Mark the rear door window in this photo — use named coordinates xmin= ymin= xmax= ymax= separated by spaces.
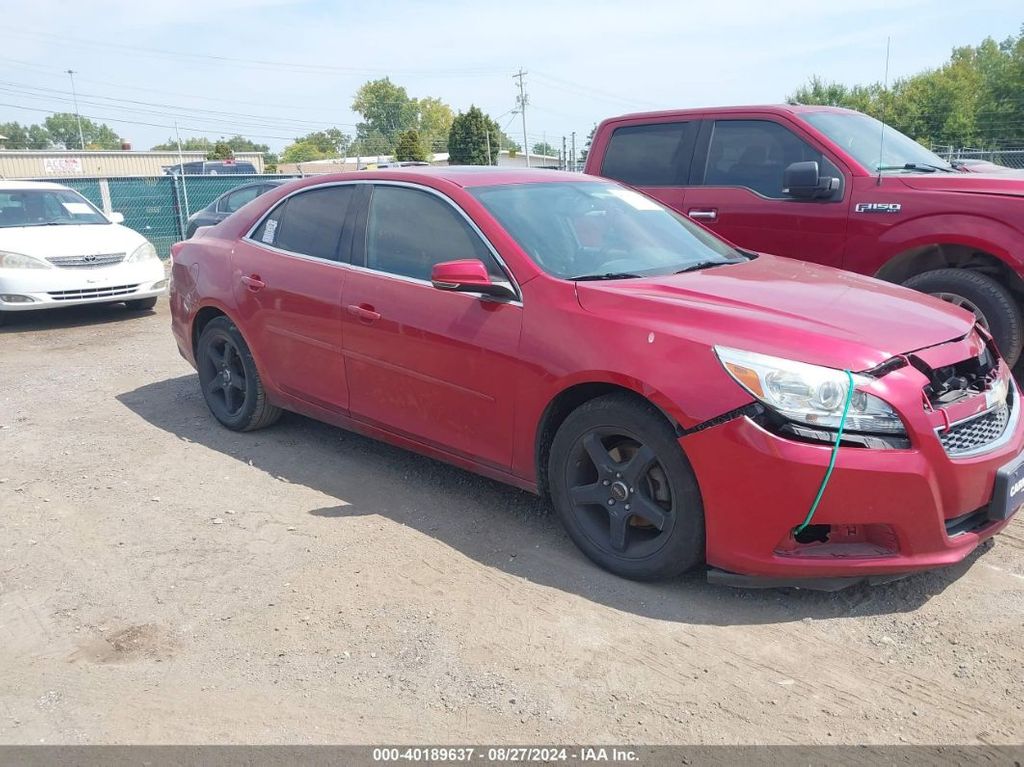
xmin=219 ymin=186 xmax=262 ymax=213
xmin=251 ymin=185 xmax=355 ymax=262
xmin=600 ymin=122 xmax=697 ymax=186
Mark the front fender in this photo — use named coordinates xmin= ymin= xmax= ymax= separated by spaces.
xmin=861 ymin=212 xmax=1024 ymax=277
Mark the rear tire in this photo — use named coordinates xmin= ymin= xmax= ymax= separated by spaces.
xmin=197 ymin=316 xmax=281 ymax=431
xmin=902 ymin=268 xmax=1023 ymax=365
xmin=548 ymin=393 xmax=705 ymax=581
xmin=125 ymin=297 xmax=158 ymax=311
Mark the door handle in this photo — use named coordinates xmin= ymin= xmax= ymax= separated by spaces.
xmin=688 ymin=209 xmax=718 ymax=222
xmin=241 ymin=274 xmax=266 ymax=292
xmin=346 ymin=303 xmax=382 ymax=323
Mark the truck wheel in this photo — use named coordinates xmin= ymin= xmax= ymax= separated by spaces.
xmin=903 ymin=269 xmax=1023 ymax=366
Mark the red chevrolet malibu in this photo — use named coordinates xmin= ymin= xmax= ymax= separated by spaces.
xmin=169 ymin=168 xmax=1023 ymax=588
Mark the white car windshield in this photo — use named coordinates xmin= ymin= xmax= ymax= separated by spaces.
xmin=470 ymin=181 xmax=746 ymax=280
xmin=802 ymin=111 xmax=954 ymax=173
xmin=0 ymin=189 xmax=110 ymax=228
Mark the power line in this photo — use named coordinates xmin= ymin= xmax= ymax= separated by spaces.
xmin=4 ymin=27 xmax=509 ymax=78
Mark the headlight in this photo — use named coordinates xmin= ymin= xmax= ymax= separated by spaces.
xmin=0 ymin=251 xmax=50 ymax=269
xmin=126 ymin=241 xmax=158 ymax=264
xmin=714 ymin=346 xmax=905 ymax=434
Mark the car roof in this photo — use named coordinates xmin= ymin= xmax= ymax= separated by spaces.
xmin=301 ymin=166 xmax=595 ymax=188
xmin=0 ymin=180 xmax=72 ymax=191
xmin=603 ymin=104 xmax=863 ymax=122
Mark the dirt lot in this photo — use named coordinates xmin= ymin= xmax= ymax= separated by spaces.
xmin=1 ymin=299 xmax=1023 ymax=746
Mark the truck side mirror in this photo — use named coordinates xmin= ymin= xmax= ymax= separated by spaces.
xmin=783 ymin=161 xmax=839 ymax=199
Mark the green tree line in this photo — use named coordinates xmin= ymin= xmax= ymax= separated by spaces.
xmin=789 ymin=25 xmax=1024 ymax=149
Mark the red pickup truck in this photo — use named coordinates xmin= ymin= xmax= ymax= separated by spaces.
xmin=584 ymin=105 xmax=1024 ymax=364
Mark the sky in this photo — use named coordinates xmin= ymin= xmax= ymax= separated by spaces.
xmin=1 ymin=0 xmax=1021 ymax=154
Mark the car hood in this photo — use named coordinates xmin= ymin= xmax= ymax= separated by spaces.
xmin=898 ymin=174 xmax=1024 ymax=198
xmin=575 ymin=255 xmax=975 ymax=371
xmin=0 ymin=223 xmax=147 ymax=258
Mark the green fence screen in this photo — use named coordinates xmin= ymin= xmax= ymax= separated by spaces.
xmin=31 ymin=175 xmax=300 ymax=258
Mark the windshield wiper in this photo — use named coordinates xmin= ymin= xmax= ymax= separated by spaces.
xmin=674 ymin=260 xmax=732 ymax=274
xmin=569 ymin=272 xmax=645 ymax=281
xmin=876 ymin=163 xmax=951 ymax=173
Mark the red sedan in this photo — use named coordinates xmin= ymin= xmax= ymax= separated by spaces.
xmin=169 ymin=168 xmax=1023 ymax=587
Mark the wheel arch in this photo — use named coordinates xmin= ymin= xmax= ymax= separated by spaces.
xmin=874 ymin=242 xmax=1024 ymax=300
xmin=533 ymin=379 xmax=682 ymax=498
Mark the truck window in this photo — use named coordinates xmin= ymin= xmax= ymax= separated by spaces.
xmin=600 ymin=122 xmax=696 ymax=186
xmin=702 ymin=120 xmax=843 ymax=199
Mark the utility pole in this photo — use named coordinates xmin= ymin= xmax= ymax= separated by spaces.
xmin=513 ymin=69 xmax=529 ymax=168
xmin=485 ymin=129 xmax=492 ymax=165
xmin=571 ymin=131 xmax=576 ymax=172
xmin=65 ymin=69 xmax=86 ymax=151
xmin=562 ymin=136 xmax=567 ymax=171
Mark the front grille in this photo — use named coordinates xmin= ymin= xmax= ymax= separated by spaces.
xmin=939 ymin=404 xmax=1010 ymax=456
xmin=47 ymin=284 xmax=140 ymax=301
xmin=46 ymin=253 xmax=125 ymax=269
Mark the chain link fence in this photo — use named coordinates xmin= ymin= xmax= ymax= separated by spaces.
xmin=27 ymin=175 xmax=298 ymax=257
xmin=934 ymin=147 xmax=1024 ymax=169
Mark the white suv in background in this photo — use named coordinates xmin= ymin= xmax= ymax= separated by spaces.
xmin=0 ymin=181 xmax=166 ymax=325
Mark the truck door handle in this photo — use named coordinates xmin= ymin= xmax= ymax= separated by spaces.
xmin=241 ymin=274 xmax=266 ymax=292
xmin=346 ymin=303 xmax=381 ymax=323
xmin=688 ymin=209 xmax=718 ymax=222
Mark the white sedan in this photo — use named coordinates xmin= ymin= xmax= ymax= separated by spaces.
xmin=0 ymin=181 xmax=166 ymax=324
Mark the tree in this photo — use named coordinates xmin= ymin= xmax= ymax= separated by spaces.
xmin=448 ymin=106 xmax=501 ymax=165
xmin=352 ymin=78 xmax=419 ymax=153
xmin=532 ymin=141 xmax=556 ymax=157
xmin=787 ymin=26 xmax=1024 ymax=150
xmin=394 ymin=129 xmax=428 ymax=162
xmin=578 ymin=124 xmax=597 ymax=164
xmin=207 ymin=141 xmax=234 ymax=160
xmin=43 ymin=113 xmax=120 ymax=150
xmin=280 ymin=128 xmax=351 ymax=163
xmin=417 ymin=96 xmax=454 ymax=156
xmin=0 ymin=121 xmax=51 ymax=149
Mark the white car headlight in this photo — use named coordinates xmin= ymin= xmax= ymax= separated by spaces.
xmin=126 ymin=241 xmax=158 ymax=264
xmin=714 ymin=346 xmax=906 ymax=434
xmin=0 ymin=250 xmax=51 ymax=269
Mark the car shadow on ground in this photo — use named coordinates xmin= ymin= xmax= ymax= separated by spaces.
xmin=117 ymin=374 xmax=996 ymax=626
xmin=0 ymin=303 xmax=156 ymax=333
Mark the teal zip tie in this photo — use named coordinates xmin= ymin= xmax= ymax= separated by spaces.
xmin=793 ymin=369 xmax=855 ymax=535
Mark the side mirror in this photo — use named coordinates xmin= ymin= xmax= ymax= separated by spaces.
xmin=108 ymin=212 xmax=125 ymax=224
xmin=431 ymin=259 xmax=516 ymax=299
xmin=783 ymin=161 xmax=839 ymax=199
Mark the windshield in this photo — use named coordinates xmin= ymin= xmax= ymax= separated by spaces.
xmin=803 ymin=111 xmax=953 ymax=173
xmin=0 ymin=188 xmax=109 ymax=228
xmin=470 ymin=181 xmax=746 ymax=279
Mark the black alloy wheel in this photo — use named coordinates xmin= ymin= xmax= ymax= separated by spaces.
xmin=197 ymin=317 xmax=281 ymax=431
xmin=549 ymin=393 xmax=704 ymax=580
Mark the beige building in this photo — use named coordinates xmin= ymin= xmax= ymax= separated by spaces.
xmin=0 ymin=150 xmax=266 ymax=179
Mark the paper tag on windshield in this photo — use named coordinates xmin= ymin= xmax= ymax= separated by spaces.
xmin=62 ymin=202 xmax=94 ymax=215
xmin=261 ymin=219 xmax=278 ymax=244
xmin=607 ymin=188 xmax=660 ymax=211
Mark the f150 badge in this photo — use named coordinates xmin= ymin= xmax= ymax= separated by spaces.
xmin=855 ymin=202 xmax=902 ymax=214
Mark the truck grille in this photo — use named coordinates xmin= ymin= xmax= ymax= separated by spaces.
xmin=47 ymin=284 xmax=140 ymax=301
xmin=939 ymin=404 xmax=1011 ymax=456
xmin=46 ymin=253 xmax=125 ymax=269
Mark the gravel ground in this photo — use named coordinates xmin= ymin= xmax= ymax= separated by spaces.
xmin=1 ymin=299 xmax=1023 ymax=745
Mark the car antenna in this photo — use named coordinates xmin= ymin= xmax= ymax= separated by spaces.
xmin=876 ymin=37 xmax=891 ymax=187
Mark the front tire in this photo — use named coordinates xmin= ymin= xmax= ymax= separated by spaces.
xmin=548 ymin=393 xmax=705 ymax=581
xmin=902 ymin=268 xmax=1023 ymax=365
xmin=197 ymin=316 xmax=281 ymax=431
